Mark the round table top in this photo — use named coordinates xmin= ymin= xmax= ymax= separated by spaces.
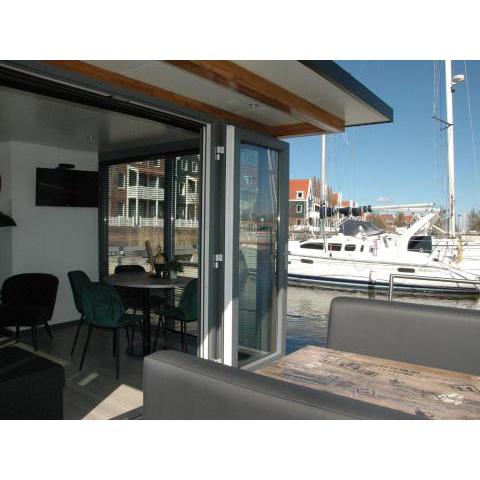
xmin=104 ymin=272 xmax=191 ymax=289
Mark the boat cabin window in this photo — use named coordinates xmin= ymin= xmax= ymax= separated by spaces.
xmin=328 ymin=243 xmax=342 ymax=251
xmin=344 ymin=244 xmax=356 ymax=252
xmin=408 ymin=236 xmax=432 ymax=253
xmin=360 ymin=245 xmax=364 ymax=252
xmin=300 ymin=242 xmax=324 ymax=250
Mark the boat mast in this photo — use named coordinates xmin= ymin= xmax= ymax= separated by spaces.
xmin=320 ymin=134 xmax=327 ymax=235
xmin=445 ymin=60 xmax=456 ymax=237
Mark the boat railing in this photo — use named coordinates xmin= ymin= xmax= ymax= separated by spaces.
xmin=388 ymin=274 xmax=480 ymax=301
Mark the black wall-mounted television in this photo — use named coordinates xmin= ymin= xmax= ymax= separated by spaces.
xmin=36 ymin=168 xmax=99 ymax=207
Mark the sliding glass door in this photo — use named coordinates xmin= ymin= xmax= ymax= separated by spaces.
xmin=224 ymin=126 xmax=289 ymax=368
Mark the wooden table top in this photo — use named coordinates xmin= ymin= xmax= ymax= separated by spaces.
xmin=104 ymin=272 xmax=190 ymax=289
xmin=256 ymin=345 xmax=480 ymax=420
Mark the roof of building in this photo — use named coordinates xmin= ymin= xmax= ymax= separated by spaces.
xmin=17 ymin=60 xmax=394 ymax=138
xmin=289 ymin=179 xmax=309 ymax=200
xmin=330 ymin=192 xmax=340 ymax=206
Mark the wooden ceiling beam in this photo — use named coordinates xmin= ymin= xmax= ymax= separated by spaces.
xmin=266 ymin=123 xmax=325 ymax=138
xmin=165 ymin=60 xmax=345 ymax=132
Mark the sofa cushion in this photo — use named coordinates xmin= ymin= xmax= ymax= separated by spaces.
xmin=328 ymin=296 xmax=480 ymax=375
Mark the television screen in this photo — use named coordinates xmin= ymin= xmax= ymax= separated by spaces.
xmin=36 ymin=168 xmax=99 ymax=207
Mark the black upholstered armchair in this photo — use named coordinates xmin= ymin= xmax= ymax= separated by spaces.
xmin=0 ymin=273 xmax=59 ymax=350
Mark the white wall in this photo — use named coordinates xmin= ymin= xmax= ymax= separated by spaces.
xmin=8 ymin=141 xmax=99 ymax=324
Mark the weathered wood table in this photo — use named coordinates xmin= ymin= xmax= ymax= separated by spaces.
xmin=256 ymin=345 xmax=480 ymax=419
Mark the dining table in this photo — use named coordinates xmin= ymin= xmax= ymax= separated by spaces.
xmin=104 ymin=272 xmax=190 ymax=356
xmin=256 ymin=345 xmax=480 ymax=419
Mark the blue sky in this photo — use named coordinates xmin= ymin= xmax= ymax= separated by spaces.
xmin=287 ymin=61 xmax=480 ymax=215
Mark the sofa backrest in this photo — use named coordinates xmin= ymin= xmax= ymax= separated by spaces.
xmin=328 ymin=297 xmax=480 ymax=375
xmin=143 ymin=350 xmax=415 ymax=420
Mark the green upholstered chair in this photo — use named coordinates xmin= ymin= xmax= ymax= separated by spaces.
xmin=153 ymin=278 xmax=198 ymax=353
xmin=67 ymin=270 xmax=92 ymax=357
xmin=78 ymin=282 xmax=142 ymax=379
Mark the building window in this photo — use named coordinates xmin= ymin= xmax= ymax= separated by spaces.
xmin=117 ymin=172 xmax=125 ymax=188
xmin=296 ymin=204 xmax=303 ymax=214
xmin=147 ymin=175 xmax=157 ymax=188
xmin=128 ymin=170 xmax=137 ymax=187
xmin=176 ymin=206 xmax=186 ymax=219
xmin=187 ymin=179 xmax=196 ymax=193
xmin=146 ymin=200 xmax=156 ymax=218
xmin=128 ymin=198 xmax=136 ymax=218
xmin=182 ymin=159 xmax=188 ymax=171
xmin=296 ymin=191 xmax=304 ymax=199
xmin=139 ymin=173 xmax=148 ymax=187
xmin=116 ymin=201 xmax=124 ymax=216
xmin=138 ymin=199 xmax=147 ymax=217
xmin=296 ymin=219 xmax=301 ymax=225
xmin=179 ymin=182 xmax=186 ymax=196
xmin=192 ymin=161 xmax=198 ymax=173
xmin=157 ymin=202 xmax=164 ymax=219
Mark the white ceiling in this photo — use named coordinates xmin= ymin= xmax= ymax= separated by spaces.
xmin=0 ymin=85 xmax=198 ymax=153
xmin=85 ymin=60 xmax=390 ymax=129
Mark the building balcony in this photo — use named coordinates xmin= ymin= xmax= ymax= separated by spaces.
xmin=108 ymin=216 xmax=198 ymax=228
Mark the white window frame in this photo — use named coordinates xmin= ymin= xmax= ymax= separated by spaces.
xmin=296 ymin=204 xmax=303 ymax=214
xmin=296 ymin=191 xmax=304 ymax=199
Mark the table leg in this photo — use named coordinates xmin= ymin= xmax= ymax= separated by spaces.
xmin=143 ymin=288 xmax=151 ymax=356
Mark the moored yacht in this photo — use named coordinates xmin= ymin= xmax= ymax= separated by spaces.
xmin=288 ymin=218 xmax=480 ymax=294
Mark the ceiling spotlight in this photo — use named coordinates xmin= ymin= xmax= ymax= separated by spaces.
xmin=86 ymin=135 xmax=96 ymax=140
xmin=452 ymin=74 xmax=465 ymax=84
xmin=248 ymin=102 xmax=259 ymax=109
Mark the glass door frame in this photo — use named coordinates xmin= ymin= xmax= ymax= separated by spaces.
xmin=223 ymin=125 xmax=289 ymax=369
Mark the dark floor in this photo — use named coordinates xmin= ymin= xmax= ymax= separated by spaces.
xmin=3 ymin=320 xmax=197 ymax=419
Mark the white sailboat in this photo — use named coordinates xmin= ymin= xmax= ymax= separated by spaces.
xmin=288 ymin=64 xmax=480 ymax=294
xmin=288 ymin=214 xmax=480 ymax=294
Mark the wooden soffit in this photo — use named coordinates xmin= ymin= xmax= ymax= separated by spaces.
xmin=45 ymin=60 xmax=345 ymax=137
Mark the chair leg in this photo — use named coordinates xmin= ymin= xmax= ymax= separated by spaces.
xmin=44 ymin=322 xmax=53 ymax=339
xmin=79 ymin=324 xmax=93 ymax=372
xmin=115 ymin=328 xmax=120 ymax=380
xmin=181 ymin=322 xmax=187 ymax=353
xmin=15 ymin=326 xmax=19 ymax=343
xmin=70 ymin=317 xmax=83 ymax=357
xmin=153 ymin=317 xmax=161 ymax=351
xmin=31 ymin=325 xmax=38 ymax=351
xmin=163 ymin=315 xmax=168 ymax=341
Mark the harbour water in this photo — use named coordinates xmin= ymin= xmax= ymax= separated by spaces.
xmin=286 ymin=284 xmax=480 ymax=354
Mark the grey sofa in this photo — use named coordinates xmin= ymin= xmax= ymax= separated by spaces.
xmin=143 ymin=350 xmax=415 ymax=419
xmin=328 ymin=296 xmax=480 ymax=375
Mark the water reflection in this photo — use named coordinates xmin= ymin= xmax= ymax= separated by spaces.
xmin=286 ymin=284 xmax=480 ymax=354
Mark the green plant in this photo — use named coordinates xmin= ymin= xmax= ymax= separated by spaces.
xmin=167 ymin=260 xmax=184 ymax=273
